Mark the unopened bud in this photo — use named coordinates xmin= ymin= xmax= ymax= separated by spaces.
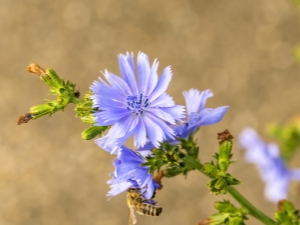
xmin=81 ymin=126 xmax=107 ymax=140
xmin=27 ymin=63 xmax=46 ymax=76
xmin=30 ymin=103 xmax=58 ymax=118
xmin=214 ymin=201 xmax=236 ymax=213
xmin=217 ymin=130 xmax=233 ymax=172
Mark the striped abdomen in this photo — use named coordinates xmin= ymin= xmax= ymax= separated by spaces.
xmin=136 ymin=203 xmax=163 ymax=216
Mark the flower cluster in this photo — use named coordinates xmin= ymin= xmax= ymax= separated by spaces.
xmin=239 ymin=127 xmax=300 ymax=203
xmin=90 ymin=52 xmax=228 ymax=199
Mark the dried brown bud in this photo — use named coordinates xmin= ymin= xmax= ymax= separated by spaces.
xmin=217 ymin=129 xmax=234 ymax=144
xmin=197 ymin=218 xmax=210 ymax=225
xmin=17 ymin=113 xmax=33 ymax=125
xmin=153 ymin=170 xmax=164 ymax=190
xmin=27 ymin=63 xmax=46 ymax=76
xmin=277 ymin=199 xmax=286 ymax=211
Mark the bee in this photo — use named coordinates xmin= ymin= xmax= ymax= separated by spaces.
xmin=127 ymin=187 xmax=162 ymax=225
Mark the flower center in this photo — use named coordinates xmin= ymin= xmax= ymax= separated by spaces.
xmin=126 ymin=93 xmax=149 ymax=115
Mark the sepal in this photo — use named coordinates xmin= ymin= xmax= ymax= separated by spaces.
xmin=75 ymin=91 xmax=96 ymax=124
xmin=143 ymin=143 xmax=184 ymax=174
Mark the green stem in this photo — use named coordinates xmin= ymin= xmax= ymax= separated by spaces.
xmin=183 ymin=154 xmax=276 ymax=225
xmin=227 ymin=187 xmax=275 ymax=225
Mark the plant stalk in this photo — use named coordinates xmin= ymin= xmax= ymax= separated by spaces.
xmin=183 ymin=154 xmax=276 ymax=225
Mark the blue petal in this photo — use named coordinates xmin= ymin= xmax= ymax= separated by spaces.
xmin=146 ymin=113 xmax=175 ymax=140
xmin=198 ymin=89 xmax=214 ymax=112
xmin=104 ymin=70 xmax=131 ymax=96
xmin=149 ymin=66 xmax=172 ymax=102
xmin=107 ymin=115 xmax=138 ymax=139
xmin=93 ymin=112 xmax=111 ymax=126
xmin=137 ymin=149 xmax=153 ymax=157
xmin=136 ymin=172 xmax=158 ymax=199
xmin=145 ymin=59 xmax=159 ymax=96
xmin=183 ymin=89 xmax=200 ymax=115
xmin=90 ymin=81 xmax=123 ymax=104
xmin=145 ymin=108 xmax=175 ymax=124
xmin=137 ymin=142 xmax=155 ymax=151
xmin=118 ymin=53 xmax=138 ymax=95
xmin=160 ymin=105 xmax=186 ymax=121
xmin=107 ymin=181 xmax=132 ymax=199
xmin=137 ymin=52 xmax=151 ymax=94
xmin=150 ymin=92 xmax=175 ymax=107
xmin=95 ymin=136 xmax=122 ymax=154
xmin=118 ymin=146 xmax=144 ymax=164
xmin=193 ymin=106 xmax=229 ymax=127
xmin=133 ymin=118 xmax=148 ymax=148
xmin=96 ymin=108 xmax=129 ymax=125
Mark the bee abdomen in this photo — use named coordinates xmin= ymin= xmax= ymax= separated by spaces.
xmin=137 ymin=204 xmax=163 ymax=217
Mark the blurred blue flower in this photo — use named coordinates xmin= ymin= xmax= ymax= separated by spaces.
xmin=175 ymin=89 xmax=229 ymax=139
xmin=106 ymin=145 xmax=159 ymax=200
xmin=239 ymin=127 xmax=300 ymax=203
xmin=91 ymin=52 xmax=184 ymax=152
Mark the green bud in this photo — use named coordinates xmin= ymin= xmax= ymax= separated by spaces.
xmin=30 ymin=102 xmax=63 ymax=118
xmin=81 ymin=126 xmax=108 ymax=140
xmin=208 ymin=174 xmax=240 ymax=195
xmin=80 ymin=115 xmax=95 ymax=124
xmin=228 ymin=217 xmax=244 ymax=225
xmin=179 ymin=135 xmax=199 ymax=158
xmin=214 ymin=201 xmax=236 ymax=213
xmin=211 ymin=201 xmax=247 ymax=225
xmin=274 ymin=200 xmax=300 ymax=224
xmin=218 ymin=140 xmax=233 ymax=172
xmin=210 ymin=212 xmax=230 ymax=225
xmin=46 ymin=68 xmax=61 ymax=84
xmin=204 ymin=162 xmax=219 ymax=177
xmin=75 ymin=91 xmax=95 ymax=124
xmin=274 ymin=212 xmax=289 ymax=223
xmin=215 ymin=177 xmax=227 ymax=190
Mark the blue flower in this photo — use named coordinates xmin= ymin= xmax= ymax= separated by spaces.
xmin=106 ymin=145 xmax=159 ymax=200
xmin=175 ymin=89 xmax=229 ymax=139
xmin=90 ymin=52 xmax=184 ymax=152
xmin=239 ymin=127 xmax=300 ymax=203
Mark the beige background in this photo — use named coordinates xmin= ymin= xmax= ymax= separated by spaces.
xmin=1 ymin=0 xmax=300 ymax=224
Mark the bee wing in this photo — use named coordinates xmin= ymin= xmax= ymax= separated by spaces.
xmin=128 ymin=206 xmax=137 ymax=225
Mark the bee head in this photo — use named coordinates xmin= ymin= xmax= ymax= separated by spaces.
xmin=127 ymin=187 xmax=140 ymax=192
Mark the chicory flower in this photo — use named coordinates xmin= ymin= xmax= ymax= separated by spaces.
xmin=106 ymin=145 xmax=159 ymax=200
xmin=239 ymin=127 xmax=300 ymax=203
xmin=175 ymin=89 xmax=229 ymax=139
xmin=90 ymin=52 xmax=184 ymax=153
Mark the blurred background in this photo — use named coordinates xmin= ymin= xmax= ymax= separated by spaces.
xmin=1 ymin=0 xmax=300 ymax=224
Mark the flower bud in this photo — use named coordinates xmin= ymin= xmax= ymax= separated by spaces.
xmin=214 ymin=201 xmax=236 ymax=212
xmin=81 ymin=126 xmax=108 ymax=140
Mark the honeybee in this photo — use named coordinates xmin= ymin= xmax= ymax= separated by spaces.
xmin=127 ymin=187 xmax=162 ymax=225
